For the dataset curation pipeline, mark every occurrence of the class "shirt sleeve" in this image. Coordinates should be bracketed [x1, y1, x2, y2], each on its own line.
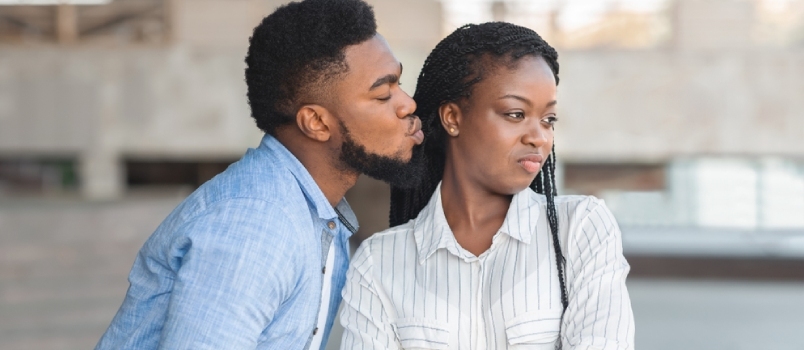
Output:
[158, 198, 298, 349]
[339, 241, 401, 350]
[561, 198, 635, 350]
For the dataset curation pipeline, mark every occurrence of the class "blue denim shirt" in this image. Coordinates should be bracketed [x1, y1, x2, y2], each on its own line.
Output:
[96, 135, 358, 350]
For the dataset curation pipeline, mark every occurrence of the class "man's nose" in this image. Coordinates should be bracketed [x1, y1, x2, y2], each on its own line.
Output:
[397, 90, 417, 118]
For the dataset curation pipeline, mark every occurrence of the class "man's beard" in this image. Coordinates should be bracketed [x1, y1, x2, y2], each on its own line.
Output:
[338, 121, 426, 189]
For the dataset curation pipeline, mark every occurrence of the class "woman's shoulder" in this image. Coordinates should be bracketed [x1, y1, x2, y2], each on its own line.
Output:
[365, 219, 417, 244]
[553, 194, 605, 210]
[525, 189, 605, 211]
[523, 190, 614, 227]
[353, 220, 416, 258]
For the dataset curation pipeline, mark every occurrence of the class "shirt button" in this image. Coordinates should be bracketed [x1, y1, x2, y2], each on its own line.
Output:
[313, 327, 319, 335]
[322, 266, 326, 274]
[327, 221, 336, 230]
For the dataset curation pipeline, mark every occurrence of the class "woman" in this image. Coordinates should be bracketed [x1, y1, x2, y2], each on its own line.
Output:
[340, 22, 634, 349]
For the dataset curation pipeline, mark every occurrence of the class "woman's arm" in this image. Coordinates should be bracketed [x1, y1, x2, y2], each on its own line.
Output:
[561, 198, 635, 350]
[340, 242, 401, 350]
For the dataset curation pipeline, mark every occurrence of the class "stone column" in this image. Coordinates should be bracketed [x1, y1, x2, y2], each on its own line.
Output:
[79, 151, 123, 200]
[56, 4, 79, 44]
[80, 55, 125, 200]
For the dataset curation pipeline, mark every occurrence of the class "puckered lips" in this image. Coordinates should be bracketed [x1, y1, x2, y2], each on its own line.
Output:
[517, 153, 544, 173]
[406, 116, 424, 145]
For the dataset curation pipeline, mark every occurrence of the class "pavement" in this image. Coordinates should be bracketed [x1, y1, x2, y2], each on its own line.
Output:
[1, 194, 802, 350]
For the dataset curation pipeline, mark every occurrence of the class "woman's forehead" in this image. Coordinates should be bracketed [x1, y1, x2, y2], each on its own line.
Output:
[467, 56, 556, 100]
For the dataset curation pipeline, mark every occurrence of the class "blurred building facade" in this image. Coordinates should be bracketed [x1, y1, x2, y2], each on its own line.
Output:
[1, 0, 803, 237]
[0, 0, 442, 201]
[2, 1, 804, 349]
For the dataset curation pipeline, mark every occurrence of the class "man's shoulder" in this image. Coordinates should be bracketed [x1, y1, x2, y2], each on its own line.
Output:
[147, 153, 312, 246]
[203, 151, 301, 204]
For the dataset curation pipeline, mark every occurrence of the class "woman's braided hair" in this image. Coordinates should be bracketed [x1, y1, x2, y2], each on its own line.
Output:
[389, 22, 569, 314]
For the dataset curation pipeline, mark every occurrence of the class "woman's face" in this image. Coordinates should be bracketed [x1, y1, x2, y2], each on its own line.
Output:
[442, 55, 557, 195]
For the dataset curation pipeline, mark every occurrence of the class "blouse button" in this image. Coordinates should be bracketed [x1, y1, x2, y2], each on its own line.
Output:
[327, 221, 336, 230]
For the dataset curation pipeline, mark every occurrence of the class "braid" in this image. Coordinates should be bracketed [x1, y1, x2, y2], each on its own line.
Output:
[539, 145, 569, 310]
[389, 22, 568, 345]
[534, 171, 545, 194]
[538, 150, 568, 350]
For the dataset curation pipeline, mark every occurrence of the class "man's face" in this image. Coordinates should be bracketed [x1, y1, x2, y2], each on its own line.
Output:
[326, 34, 425, 187]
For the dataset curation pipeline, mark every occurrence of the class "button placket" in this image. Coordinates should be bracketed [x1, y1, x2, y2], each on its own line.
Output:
[310, 226, 334, 350]
[322, 220, 335, 275]
[476, 262, 487, 350]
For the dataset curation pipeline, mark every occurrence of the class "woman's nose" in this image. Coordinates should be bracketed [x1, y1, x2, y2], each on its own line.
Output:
[522, 123, 549, 147]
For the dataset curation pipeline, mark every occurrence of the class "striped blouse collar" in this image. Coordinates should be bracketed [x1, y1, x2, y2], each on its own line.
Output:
[412, 182, 541, 264]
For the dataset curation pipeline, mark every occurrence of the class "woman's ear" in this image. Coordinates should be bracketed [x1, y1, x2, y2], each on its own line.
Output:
[295, 105, 333, 142]
[439, 102, 461, 136]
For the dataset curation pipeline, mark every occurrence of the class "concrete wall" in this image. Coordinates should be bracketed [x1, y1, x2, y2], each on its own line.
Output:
[1, 0, 803, 198]
[0, 0, 443, 199]
[557, 49, 804, 163]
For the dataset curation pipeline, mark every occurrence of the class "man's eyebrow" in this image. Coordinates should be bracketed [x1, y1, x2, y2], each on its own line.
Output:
[369, 63, 403, 91]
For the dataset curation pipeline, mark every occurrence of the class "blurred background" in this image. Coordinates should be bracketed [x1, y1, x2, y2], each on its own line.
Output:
[1, 0, 803, 349]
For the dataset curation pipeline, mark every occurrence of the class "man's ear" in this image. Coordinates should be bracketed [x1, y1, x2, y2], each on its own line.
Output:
[439, 102, 462, 136]
[295, 105, 333, 142]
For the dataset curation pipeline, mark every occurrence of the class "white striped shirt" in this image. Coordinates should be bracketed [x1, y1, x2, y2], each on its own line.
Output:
[340, 185, 634, 349]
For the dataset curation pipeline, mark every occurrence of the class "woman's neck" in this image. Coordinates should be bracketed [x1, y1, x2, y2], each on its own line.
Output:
[440, 161, 512, 257]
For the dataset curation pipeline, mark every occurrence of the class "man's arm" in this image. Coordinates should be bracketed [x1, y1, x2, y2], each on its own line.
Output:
[561, 198, 635, 350]
[158, 198, 298, 349]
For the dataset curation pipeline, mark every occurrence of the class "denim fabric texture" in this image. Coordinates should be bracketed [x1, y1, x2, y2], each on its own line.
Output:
[96, 135, 358, 350]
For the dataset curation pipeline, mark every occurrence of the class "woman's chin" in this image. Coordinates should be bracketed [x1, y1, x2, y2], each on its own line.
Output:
[490, 178, 536, 196]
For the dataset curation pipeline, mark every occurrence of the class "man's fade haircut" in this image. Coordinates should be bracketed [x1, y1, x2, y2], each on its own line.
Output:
[245, 0, 377, 134]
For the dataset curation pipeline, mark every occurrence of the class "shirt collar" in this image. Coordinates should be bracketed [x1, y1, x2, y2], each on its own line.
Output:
[413, 182, 539, 264]
[258, 134, 358, 237]
[334, 198, 359, 238]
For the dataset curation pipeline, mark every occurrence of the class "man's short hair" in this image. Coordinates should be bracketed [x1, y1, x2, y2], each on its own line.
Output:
[245, 0, 377, 134]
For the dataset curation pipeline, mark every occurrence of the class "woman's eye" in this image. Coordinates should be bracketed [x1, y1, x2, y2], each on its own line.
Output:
[505, 112, 525, 120]
[542, 116, 558, 126]
[377, 95, 392, 102]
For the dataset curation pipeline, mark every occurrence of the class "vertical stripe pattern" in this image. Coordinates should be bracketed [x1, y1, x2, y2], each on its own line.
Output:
[340, 184, 634, 349]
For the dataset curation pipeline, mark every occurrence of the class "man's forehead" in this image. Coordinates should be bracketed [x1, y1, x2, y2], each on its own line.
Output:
[343, 35, 401, 80]
[345, 33, 391, 56]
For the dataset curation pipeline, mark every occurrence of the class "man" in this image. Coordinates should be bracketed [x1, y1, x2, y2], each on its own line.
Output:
[95, 0, 425, 348]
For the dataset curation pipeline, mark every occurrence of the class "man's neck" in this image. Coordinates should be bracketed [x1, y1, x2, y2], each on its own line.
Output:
[274, 131, 359, 208]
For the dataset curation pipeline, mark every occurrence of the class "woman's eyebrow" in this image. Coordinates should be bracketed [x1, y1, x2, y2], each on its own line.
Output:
[499, 94, 532, 106]
[499, 95, 557, 108]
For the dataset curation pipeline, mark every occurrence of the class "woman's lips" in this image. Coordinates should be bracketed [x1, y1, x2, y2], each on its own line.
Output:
[518, 154, 544, 173]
